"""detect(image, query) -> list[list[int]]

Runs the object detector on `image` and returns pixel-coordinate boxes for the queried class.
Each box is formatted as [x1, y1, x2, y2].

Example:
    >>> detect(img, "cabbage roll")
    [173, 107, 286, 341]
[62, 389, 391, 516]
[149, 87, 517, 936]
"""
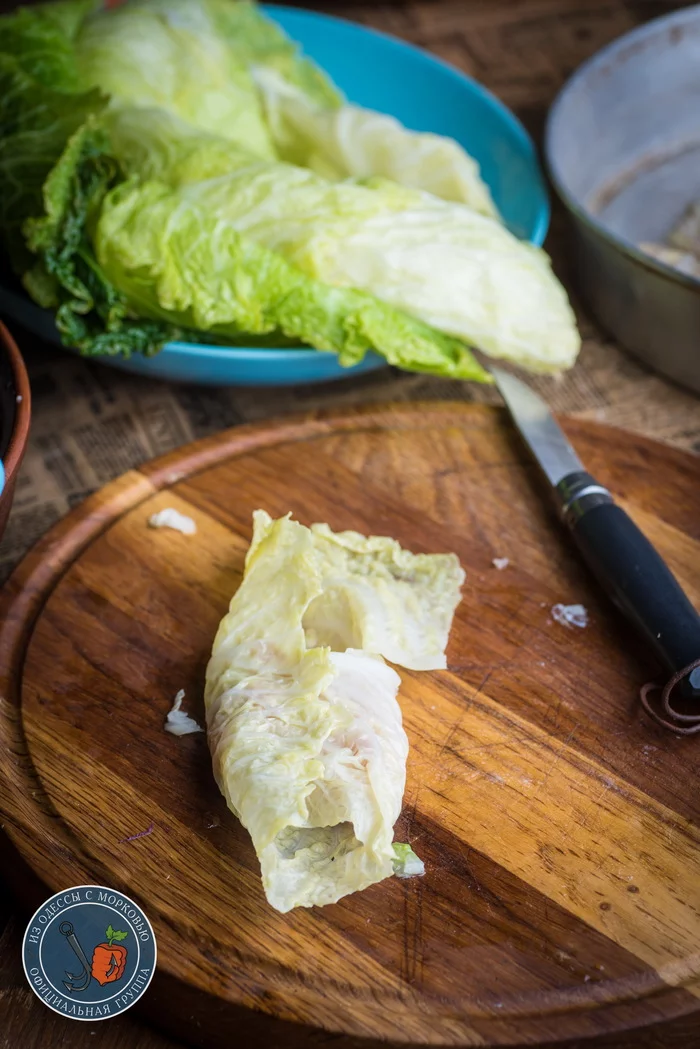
[205, 510, 463, 911]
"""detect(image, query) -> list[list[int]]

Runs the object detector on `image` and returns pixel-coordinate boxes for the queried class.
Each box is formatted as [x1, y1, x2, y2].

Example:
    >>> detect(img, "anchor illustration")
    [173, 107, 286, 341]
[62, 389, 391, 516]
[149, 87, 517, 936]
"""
[59, 921, 93, 992]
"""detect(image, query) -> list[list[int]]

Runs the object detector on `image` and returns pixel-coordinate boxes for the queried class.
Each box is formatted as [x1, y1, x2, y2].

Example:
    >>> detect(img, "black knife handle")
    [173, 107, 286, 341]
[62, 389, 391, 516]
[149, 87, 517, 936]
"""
[556, 472, 700, 699]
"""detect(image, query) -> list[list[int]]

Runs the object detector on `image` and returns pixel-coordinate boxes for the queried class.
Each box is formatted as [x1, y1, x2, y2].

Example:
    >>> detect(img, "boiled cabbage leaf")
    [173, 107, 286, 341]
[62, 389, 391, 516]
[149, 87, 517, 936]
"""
[0, 54, 102, 274]
[196, 0, 340, 109]
[95, 176, 487, 376]
[20, 119, 199, 356]
[0, 0, 104, 272]
[99, 106, 579, 372]
[0, 2, 179, 354]
[87, 110, 487, 377]
[255, 66, 498, 216]
[0, 0, 98, 90]
[301, 520, 465, 670]
[75, 0, 275, 158]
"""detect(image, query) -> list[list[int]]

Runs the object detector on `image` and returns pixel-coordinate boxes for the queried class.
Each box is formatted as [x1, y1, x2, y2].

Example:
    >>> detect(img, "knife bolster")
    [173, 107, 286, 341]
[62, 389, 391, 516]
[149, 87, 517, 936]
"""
[556, 470, 613, 525]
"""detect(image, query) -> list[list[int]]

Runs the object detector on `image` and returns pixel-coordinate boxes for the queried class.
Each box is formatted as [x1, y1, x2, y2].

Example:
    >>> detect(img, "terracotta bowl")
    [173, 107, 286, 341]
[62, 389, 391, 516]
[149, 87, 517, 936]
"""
[0, 322, 31, 544]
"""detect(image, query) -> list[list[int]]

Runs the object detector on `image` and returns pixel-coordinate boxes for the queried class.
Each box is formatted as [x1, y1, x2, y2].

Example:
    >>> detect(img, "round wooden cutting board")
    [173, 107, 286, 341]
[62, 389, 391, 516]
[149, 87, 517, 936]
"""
[1, 403, 699, 1049]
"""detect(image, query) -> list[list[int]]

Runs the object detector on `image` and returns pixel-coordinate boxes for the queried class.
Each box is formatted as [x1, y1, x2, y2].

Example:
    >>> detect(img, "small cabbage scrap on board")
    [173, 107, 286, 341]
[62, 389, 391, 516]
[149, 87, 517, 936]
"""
[204, 511, 464, 911]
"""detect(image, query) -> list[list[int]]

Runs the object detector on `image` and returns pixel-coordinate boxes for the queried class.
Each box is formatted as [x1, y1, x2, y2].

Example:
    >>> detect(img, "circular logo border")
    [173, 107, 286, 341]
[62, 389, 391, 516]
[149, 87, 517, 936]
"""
[22, 884, 157, 1022]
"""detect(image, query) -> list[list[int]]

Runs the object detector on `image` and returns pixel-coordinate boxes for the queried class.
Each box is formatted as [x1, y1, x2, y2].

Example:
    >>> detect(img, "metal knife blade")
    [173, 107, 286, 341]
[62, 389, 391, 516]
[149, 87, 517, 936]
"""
[490, 366, 583, 487]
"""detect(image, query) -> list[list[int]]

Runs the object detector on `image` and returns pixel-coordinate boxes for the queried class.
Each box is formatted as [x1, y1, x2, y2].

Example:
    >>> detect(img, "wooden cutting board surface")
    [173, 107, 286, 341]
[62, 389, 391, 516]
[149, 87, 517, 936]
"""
[1, 402, 699, 1049]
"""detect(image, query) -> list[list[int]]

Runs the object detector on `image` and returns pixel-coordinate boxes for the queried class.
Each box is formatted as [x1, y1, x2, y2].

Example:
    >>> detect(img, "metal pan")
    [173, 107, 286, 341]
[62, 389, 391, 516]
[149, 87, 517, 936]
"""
[545, 6, 700, 394]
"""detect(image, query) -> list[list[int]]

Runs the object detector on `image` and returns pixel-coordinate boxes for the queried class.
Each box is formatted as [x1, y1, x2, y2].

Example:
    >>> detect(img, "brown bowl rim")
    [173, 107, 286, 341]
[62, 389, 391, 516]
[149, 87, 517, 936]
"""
[0, 320, 31, 488]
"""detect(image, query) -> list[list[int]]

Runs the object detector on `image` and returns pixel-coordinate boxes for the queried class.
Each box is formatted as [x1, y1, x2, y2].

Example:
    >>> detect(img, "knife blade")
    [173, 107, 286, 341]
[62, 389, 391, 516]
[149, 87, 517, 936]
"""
[491, 366, 700, 702]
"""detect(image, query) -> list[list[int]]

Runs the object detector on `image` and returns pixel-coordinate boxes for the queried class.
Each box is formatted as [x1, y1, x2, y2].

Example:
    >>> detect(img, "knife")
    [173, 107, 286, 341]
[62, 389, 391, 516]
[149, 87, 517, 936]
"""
[490, 366, 700, 710]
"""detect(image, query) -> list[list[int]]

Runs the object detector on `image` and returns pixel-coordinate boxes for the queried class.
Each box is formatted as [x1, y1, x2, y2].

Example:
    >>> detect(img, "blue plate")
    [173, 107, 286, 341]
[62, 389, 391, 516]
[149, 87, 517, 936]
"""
[0, 5, 550, 387]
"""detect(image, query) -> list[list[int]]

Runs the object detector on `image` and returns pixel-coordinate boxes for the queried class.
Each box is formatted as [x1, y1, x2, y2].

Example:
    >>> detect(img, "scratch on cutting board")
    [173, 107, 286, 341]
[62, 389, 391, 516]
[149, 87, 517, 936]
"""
[532, 724, 580, 801]
[438, 670, 494, 759]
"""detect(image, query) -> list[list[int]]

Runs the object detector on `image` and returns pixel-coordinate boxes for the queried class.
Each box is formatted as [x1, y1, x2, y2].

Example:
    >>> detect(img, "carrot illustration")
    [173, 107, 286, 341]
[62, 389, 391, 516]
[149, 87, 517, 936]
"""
[91, 925, 128, 985]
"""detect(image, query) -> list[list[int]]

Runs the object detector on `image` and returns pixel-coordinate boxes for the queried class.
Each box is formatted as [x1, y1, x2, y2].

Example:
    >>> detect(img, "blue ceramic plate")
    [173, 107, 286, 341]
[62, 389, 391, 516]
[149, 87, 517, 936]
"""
[0, 5, 550, 387]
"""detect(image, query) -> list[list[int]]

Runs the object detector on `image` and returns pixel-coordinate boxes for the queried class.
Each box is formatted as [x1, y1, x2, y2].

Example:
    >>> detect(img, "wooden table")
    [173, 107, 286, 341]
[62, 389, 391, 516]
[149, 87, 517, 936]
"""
[0, 2, 698, 1047]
